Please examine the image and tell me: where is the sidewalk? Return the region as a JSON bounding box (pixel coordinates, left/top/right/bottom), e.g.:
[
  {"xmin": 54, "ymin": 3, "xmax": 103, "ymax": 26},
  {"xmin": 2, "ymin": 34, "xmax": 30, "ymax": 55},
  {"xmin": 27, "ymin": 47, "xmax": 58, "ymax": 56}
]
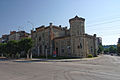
[{"xmin": 13, "ymin": 55, "xmax": 102, "ymax": 63}]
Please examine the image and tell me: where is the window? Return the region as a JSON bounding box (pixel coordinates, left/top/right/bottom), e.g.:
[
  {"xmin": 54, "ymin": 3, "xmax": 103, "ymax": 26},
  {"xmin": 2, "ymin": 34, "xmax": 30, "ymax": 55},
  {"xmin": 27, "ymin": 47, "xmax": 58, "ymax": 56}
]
[
  {"xmin": 78, "ymin": 45, "xmax": 80, "ymax": 49},
  {"xmin": 39, "ymin": 36, "xmax": 41, "ymax": 41},
  {"xmin": 91, "ymin": 47, "xmax": 93, "ymax": 53},
  {"xmin": 80, "ymin": 43, "xmax": 82, "ymax": 49},
  {"xmin": 62, "ymin": 49, "xmax": 64, "ymax": 53},
  {"xmin": 77, "ymin": 31, "xmax": 79, "ymax": 35},
  {"xmin": 40, "ymin": 45, "xmax": 42, "ymax": 54},
  {"xmin": 80, "ymin": 22, "xmax": 83, "ymax": 26},
  {"xmin": 42, "ymin": 33, "xmax": 44, "ymax": 38}
]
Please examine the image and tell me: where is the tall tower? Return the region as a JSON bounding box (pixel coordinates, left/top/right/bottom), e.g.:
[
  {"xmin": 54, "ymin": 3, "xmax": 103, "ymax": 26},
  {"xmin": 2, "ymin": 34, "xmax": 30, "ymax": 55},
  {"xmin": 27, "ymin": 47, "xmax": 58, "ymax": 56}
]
[
  {"xmin": 69, "ymin": 15, "xmax": 85, "ymax": 36},
  {"xmin": 69, "ymin": 16, "xmax": 85, "ymax": 57}
]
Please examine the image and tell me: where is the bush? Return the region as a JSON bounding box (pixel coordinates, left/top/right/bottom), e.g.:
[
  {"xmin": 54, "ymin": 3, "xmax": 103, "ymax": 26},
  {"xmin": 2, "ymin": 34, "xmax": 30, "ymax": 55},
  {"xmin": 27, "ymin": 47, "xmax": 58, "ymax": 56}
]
[{"xmin": 87, "ymin": 54, "xmax": 93, "ymax": 58}]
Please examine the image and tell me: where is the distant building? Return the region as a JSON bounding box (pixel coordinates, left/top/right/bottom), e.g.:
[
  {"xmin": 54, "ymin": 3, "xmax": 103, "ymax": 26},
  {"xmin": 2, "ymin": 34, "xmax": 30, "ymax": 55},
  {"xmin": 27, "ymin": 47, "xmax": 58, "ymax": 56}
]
[
  {"xmin": 31, "ymin": 16, "xmax": 100, "ymax": 57},
  {"xmin": 9, "ymin": 31, "xmax": 30, "ymax": 41},
  {"xmin": 0, "ymin": 31, "xmax": 30, "ymax": 43},
  {"xmin": 1, "ymin": 34, "xmax": 9, "ymax": 43}
]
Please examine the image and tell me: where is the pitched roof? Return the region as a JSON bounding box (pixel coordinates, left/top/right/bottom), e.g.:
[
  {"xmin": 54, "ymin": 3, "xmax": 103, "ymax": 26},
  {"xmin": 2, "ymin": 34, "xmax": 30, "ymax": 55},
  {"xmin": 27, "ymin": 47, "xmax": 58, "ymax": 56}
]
[{"xmin": 69, "ymin": 15, "xmax": 85, "ymax": 22}]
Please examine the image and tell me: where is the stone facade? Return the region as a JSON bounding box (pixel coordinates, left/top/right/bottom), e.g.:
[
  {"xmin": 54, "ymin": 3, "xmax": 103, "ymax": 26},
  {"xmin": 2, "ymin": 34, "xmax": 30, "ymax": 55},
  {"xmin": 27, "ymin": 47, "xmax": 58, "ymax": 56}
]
[
  {"xmin": 1, "ymin": 34, "xmax": 9, "ymax": 43},
  {"xmin": 0, "ymin": 31, "xmax": 30, "ymax": 43},
  {"xmin": 31, "ymin": 24, "xmax": 69, "ymax": 56},
  {"xmin": 31, "ymin": 16, "xmax": 99, "ymax": 57},
  {"xmin": 9, "ymin": 31, "xmax": 30, "ymax": 41}
]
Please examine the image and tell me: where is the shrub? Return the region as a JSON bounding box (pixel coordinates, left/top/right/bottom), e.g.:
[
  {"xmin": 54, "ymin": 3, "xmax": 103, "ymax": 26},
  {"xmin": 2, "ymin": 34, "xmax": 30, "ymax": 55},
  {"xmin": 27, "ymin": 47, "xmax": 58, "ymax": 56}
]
[{"xmin": 87, "ymin": 54, "xmax": 93, "ymax": 58}]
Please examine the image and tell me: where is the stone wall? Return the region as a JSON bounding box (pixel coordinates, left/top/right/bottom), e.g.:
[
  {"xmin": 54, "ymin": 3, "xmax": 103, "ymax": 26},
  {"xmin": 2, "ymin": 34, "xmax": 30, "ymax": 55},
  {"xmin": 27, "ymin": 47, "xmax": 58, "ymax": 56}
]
[
  {"xmin": 31, "ymin": 16, "xmax": 99, "ymax": 58},
  {"xmin": 31, "ymin": 24, "xmax": 68, "ymax": 57},
  {"xmin": 54, "ymin": 36, "xmax": 71, "ymax": 57}
]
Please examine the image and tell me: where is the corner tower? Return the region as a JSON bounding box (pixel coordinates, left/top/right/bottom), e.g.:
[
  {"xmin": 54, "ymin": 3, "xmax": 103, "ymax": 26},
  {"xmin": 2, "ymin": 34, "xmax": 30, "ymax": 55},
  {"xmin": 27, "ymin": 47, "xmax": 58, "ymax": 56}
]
[{"xmin": 69, "ymin": 15, "xmax": 85, "ymax": 36}]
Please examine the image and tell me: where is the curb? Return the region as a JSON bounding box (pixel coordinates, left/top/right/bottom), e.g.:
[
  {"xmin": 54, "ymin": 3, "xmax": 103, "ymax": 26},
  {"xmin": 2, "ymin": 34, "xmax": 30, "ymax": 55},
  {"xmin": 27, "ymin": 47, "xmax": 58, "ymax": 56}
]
[{"xmin": 13, "ymin": 56, "xmax": 102, "ymax": 63}]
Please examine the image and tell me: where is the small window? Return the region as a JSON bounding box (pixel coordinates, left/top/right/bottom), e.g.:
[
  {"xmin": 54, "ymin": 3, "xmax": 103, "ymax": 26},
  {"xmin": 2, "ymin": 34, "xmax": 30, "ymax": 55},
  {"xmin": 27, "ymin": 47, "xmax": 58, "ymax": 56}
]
[
  {"xmin": 91, "ymin": 47, "xmax": 93, "ymax": 52},
  {"xmin": 39, "ymin": 36, "xmax": 41, "ymax": 41},
  {"xmin": 78, "ymin": 45, "xmax": 80, "ymax": 49},
  {"xmin": 80, "ymin": 43, "xmax": 82, "ymax": 49},
  {"xmin": 45, "ymin": 45, "xmax": 47, "ymax": 49},
  {"xmin": 62, "ymin": 49, "xmax": 64, "ymax": 53},
  {"xmin": 77, "ymin": 31, "xmax": 79, "ymax": 35},
  {"xmin": 42, "ymin": 33, "xmax": 44, "ymax": 38}
]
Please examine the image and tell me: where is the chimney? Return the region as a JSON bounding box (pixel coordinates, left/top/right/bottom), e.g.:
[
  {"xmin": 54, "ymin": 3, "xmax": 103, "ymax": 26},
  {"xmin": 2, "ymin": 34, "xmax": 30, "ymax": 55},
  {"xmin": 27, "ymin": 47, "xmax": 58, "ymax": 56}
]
[
  {"xmin": 59, "ymin": 25, "xmax": 61, "ymax": 28},
  {"xmin": 10, "ymin": 31, "xmax": 16, "ymax": 35},
  {"xmin": 49, "ymin": 23, "xmax": 52, "ymax": 26},
  {"xmin": 94, "ymin": 34, "xmax": 96, "ymax": 37},
  {"xmin": 65, "ymin": 26, "xmax": 67, "ymax": 29}
]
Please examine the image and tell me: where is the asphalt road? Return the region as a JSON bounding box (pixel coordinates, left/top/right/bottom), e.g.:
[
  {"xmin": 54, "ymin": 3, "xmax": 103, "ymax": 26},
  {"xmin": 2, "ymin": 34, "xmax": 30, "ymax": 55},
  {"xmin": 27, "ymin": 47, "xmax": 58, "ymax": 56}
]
[{"xmin": 0, "ymin": 55, "xmax": 120, "ymax": 80}]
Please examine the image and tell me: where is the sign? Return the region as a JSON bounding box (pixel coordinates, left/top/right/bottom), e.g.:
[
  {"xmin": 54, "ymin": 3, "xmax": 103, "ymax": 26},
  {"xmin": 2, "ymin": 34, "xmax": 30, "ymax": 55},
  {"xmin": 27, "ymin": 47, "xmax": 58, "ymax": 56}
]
[{"xmin": 53, "ymin": 51, "xmax": 56, "ymax": 57}]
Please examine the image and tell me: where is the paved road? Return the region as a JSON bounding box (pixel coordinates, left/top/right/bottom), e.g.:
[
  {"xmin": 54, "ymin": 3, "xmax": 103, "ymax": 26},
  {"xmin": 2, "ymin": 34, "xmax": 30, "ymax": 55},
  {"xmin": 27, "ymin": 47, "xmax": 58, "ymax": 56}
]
[{"xmin": 0, "ymin": 55, "xmax": 120, "ymax": 80}]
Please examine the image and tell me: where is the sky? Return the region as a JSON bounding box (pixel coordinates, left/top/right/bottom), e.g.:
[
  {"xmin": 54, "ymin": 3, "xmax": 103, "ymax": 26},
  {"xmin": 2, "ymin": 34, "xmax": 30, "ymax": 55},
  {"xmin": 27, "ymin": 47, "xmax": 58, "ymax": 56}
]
[{"xmin": 0, "ymin": 0, "xmax": 120, "ymax": 45}]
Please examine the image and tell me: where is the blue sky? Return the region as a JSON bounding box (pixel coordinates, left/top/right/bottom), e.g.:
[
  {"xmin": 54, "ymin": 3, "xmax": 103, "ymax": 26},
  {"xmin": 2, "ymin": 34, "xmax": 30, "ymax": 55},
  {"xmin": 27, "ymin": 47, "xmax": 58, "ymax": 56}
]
[{"xmin": 0, "ymin": 0, "xmax": 120, "ymax": 45}]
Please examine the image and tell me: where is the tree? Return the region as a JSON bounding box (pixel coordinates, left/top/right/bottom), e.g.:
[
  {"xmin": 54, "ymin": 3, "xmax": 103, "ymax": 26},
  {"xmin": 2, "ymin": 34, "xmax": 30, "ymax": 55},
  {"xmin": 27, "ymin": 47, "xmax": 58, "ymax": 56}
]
[
  {"xmin": 117, "ymin": 44, "xmax": 120, "ymax": 55},
  {"xmin": 104, "ymin": 48, "xmax": 109, "ymax": 54},
  {"xmin": 109, "ymin": 46, "xmax": 116, "ymax": 53},
  {"xmin": 19, "ymin": 38, "xmax": 33, "ymax": 59},
  {"xmin": 97, "ymin": 45, "xmax": 104, "ymax": 54},
  {"xmin": 0, "ymin": 43, "xmax": 4, "ymax": 57},
  {"xmin": 0, "ymin": 43, "xmax": 3, "ymax": 56},
  {"xmin": 113, "ymin": 48, "xmax": 117, "ymax": 53},
  {"xmin": 0, "ymin": 43, "xmax": 7, "ymax": 57},
  {"xmin": 6, "ymin": 40, "xmax": 18, "ymax": 58}
]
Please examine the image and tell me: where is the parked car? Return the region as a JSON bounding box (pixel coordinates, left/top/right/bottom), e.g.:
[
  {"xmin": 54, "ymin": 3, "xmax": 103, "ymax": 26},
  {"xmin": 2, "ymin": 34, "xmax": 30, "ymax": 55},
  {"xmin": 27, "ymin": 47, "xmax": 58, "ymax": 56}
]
[{"xmin": 111, "ymin": 53, "xmax": 113, "ymax": 56}]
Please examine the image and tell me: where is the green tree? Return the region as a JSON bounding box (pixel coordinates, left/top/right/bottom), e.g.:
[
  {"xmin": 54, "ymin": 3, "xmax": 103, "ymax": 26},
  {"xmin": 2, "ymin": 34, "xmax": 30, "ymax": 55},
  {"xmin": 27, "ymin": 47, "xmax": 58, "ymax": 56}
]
[
  {"xmin": 0, "ymin": 43, "xmax": 4, "ymax": 57},
  {"xmin": 117, "ymin": 44, "xmax": 120, "ymax": 55},
  {"xmin": 6, "ymin": 40, "xmax": 18, "ymax": 58},
  {"xmin": 113, "ymin": 48, "xmax": 117, "ymax": 53},
  {"xmin": 0, "ymin": 43, "xmax": 3, "ymax": 56},
  {"xmin": 19, "ymin": 38, "xmax": 33, "ymax": 59},
  {"xmin": 97, "ymin": 45, "xmax": 104, "ymax": 54},
  {"xmin": 0, "ymin": 43, "xmax": 7, "ymax": 57},
  {"xmin": 109, "ymin": 46, "xmax": 116, "ymax": 53},
  {"xmin": 104, "ymin": 48, "xmax": 109, "ymax": 54}
]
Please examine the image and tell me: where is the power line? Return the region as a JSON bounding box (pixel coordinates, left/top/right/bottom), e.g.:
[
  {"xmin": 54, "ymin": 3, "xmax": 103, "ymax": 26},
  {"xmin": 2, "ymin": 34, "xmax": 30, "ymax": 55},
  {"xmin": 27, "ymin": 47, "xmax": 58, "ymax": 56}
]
[
  {"xmin": 27, "ymin": 21, "xmax": 35, "ymax": 30},
  {"xmin": 87, "ymin": 14, "xmax": 120, "ymax": 23},
  {"xmin": 87, "ymin": 19, "xmax": 120, "ymax": 27},
  {"xmin": 86, "ymin": 25, "xmax": 120, "ymax": 31}
]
